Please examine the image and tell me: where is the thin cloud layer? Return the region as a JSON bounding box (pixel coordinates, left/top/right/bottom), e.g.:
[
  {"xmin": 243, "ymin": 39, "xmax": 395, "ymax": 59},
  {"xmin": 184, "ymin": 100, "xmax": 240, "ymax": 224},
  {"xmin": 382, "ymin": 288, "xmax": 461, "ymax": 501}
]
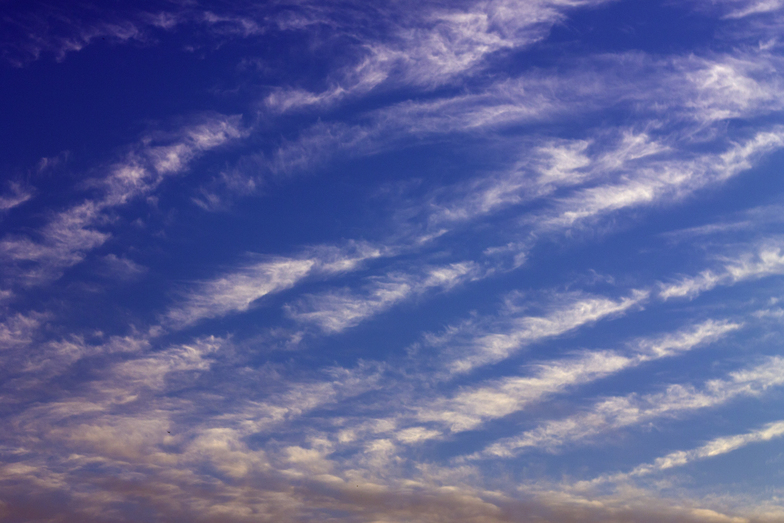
[
  {"xmin": 165, "ymin": 242, "xmax": 385, "ymax": 329},
  {"xmin": 3, "ymin": 0, "xmax": 784, "ymax": 521},
  {"xmin": 477, "ymin": 356, "xmax": 784, "ymax": 459},
  {"xmin": 0, "ymin": 113, "xmax": 245, "ymax": 288}
]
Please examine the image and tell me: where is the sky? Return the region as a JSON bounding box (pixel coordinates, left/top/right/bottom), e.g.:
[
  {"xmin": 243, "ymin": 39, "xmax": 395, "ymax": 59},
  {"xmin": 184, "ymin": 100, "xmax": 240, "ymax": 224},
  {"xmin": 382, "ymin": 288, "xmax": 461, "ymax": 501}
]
[{"xmin": 2, "ymin": 0, "xmax": 784, "ymax": 521}]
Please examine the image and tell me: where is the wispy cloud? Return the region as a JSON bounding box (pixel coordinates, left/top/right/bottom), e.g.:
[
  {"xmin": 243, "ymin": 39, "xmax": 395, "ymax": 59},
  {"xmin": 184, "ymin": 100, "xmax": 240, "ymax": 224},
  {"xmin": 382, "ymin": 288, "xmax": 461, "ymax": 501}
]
[
  {"xmin": 0, "ymin": 5, "xmax": 151, "ymax": 66},
  {"xmin": 0, "ymin": 182, "xmax": 33, "ymax": 213},
  {"xmin": 224, "ymin": 50, "xmax": 784, "ymax": 241},
  {"xmin": 421, "ymin": 131, "xmax": 666, "ymax": 232},
  {"xmin": 476, "ymin": 356, "xmax": 784, "ymax": 459},
  {"xmin": 165, "ymin": 242, "xmax": 386, "ymax": 329},
  {"xmin": 263, "ymin": 0, "xmax": 618, "ymax": 113},
  {"xmin": 660, "ymin": 202, "xmax": 784, "ymax": 243},
  {"xmin": 310, "ymin": 318, "xmax": 741, "ymax": 460},
  {"xmin": 659, "ymin": 241, "xmax": 784, "ymax": 299},
  {"xmin": 576, "ymin": 418, "xmax": 784, "ymax": 495},
  {"xmin": 0, "ymin": 114, "xmax": 245, "ymax": 288},
  {"xmin": 0, "ymin": 3, "xmax": 270, "ymax": 67},
  {"xmin": 631, "ymin": 419, "xmax": 784, "ymax": 476},
  {"xmin": 415, "ymin": 319, "xmax": 740, "ymax": 433},
  {"xmin": 4, "ymin": 1, "xmax": 784, "ymax": 521},
  {"xmin": 287, "ymin": 261, "xmax": 482, "ymax": 333},
  {"xmin": 107, "ymin": 336, "xmax": 223, "ymax": 392},
  {"xmin": 186, "ymin": 122, "xmax": 782, "ymax": 344},
  {"xmin": 432, "ymin": 290, "xmax": 648, "ymax": 376},
  {"xmin": 715, "ymin": 0, "xmax": 784, "ymax": 19},
  {"xmin": 534, "ymin": 128, "xmax": 784, "ymax": 232},
  {"xmin": 0, "ymin": 311, "xmax": 47, "ymax": 349},
  {"xmin": 98, "ymin": 254, "xmax": 147, "ymax": 282}
]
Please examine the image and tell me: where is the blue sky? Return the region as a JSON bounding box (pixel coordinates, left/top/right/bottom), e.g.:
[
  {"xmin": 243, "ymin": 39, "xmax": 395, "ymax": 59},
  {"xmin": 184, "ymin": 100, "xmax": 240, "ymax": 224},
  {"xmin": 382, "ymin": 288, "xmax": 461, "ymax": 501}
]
[{"xmin": 2, "ymin": 0, "xmax": 784, "ymax": 521}]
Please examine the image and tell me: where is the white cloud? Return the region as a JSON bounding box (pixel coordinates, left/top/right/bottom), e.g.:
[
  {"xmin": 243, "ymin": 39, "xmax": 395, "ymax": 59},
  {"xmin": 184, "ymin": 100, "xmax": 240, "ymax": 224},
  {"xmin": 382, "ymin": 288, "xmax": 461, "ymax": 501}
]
[
  {"xmin": 660, "ymin": 242, "xmax": 784, "ymax": 299},
  {"xmin": 99, "ymin": 254, "xmax": 147, "ymax": 281},
  {"xmin": 288, "ymin": 261, "xmax": 482, "ymax": 333},
  {"xmin": 166, "ymin": 257, "xmax": 316, "ymax": 329},
  {"xmin": 5, "ymin": 3, "xmax": 784, "ymax": 522},
  {"xmin": 440, "ymin": 290, "xmax": 648, "ymax": 376},
  {"xmin": 680, "ymin": 56, "xmax": 784, "ymax": 121},
  {"xmin": 0, "ymin": 202, "xmax": 109, "ymax": 278},
  {"xmin": 0, "ymin": 114, "xmax": 245, "ymax": 287},
  {"xmin": 109, "ymin": 336, "xmax": 223, "ymax": 391},
  {"xmin": 263, "ymin": 0, "xmax": 617, "ymax": 113},
  {"xmin": 537, "ymin": 129, "xmax": 784, "ymax": 231},
  {"xmin": 0, "ymin": 183, "xmax": 33, "ymax": 212},
  {"xmin": 165, "ymin": 242, "xmax": 386, "ymax": 329},
  {"xmin": 716, "ymin": 0, "xmax": 784, "ymax": 18},
  {"xmin": 660, "ymin": 202, "xmax": 784, "ymax": 243},
  {"xmin": 632, "ymin": 419, "xmax": 784, "ymax": 476},
  {"xmin": 305, "ymin": 295, "xmax": 737, "ymax": 452},
  {"xmin": 421, "ymin": 138, "xmax": 597, "ymax": 228},
  {"xmin": 12, "ymin": 333, "xmax": 152, "ymax": 386},
  {"xmin": 1, "ymin": 4, "xmax": 270, "ymax": 67},
  {"xmin": 581, "ymin": 419, "xmax": 784, "ymax": 490},
  {"xmin": 1, "ymin": 10, "xmax": 148, "ymax": 67},
  {"xmin": 478, "ymin": 356, "xmax": 784, "ymax": 459},
  {"xmin": 416, "ymin": 320, "xmax": 740, "ymax": 432},
  {"xmin": 421, "ymin": 351, "xmax": 632, "ymax": 432},
  {"xmin": 0, "ymin": 311, "xmax": 47, "ymax": 349},
  {"xmin": 264, "ymin": 47, "xmax": 784, "ymax": 146},
  {"xmin": 237, "ymin": 53, "xmax": 784, "ymax": 249}
]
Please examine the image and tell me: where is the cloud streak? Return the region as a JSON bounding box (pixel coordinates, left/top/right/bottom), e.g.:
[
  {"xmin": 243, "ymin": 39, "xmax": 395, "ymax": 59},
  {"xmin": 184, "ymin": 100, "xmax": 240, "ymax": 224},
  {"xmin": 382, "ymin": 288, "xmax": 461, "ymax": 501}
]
[
  {"xmin": 287, "ymin": 261, "xmax": 482, "ymax": 333},
  {"xmin": 415, "ymin": 319, "xmax": 741, "ymax": 433},
  {"xmin": 4, "ymin": 1, "xmax": 784, "ymax": 521},
  {"xmin": 435, "ymin": 290, "xmax": 649, "ymax": 376},
  {"xmin": 660, "ymin": 241, "xmax": 784, "ymax": 299},
  {"xmin": 476, "ymin": 356, "xmax": 784, "ymax": 459},
  {"xmin": 164, "ymin": 242, "xmax": 386, "ymax": 329},
  {"xmin": 0, "ymin": 114, "xmax": 245, "ymax": 288}
]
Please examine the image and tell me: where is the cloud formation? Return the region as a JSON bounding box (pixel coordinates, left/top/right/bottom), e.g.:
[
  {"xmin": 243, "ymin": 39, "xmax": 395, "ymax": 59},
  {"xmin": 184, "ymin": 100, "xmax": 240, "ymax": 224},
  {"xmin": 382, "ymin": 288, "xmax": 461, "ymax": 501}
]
[{"xmin": 4, "ymin": 0, "xmax": 784, "ymax": 521}]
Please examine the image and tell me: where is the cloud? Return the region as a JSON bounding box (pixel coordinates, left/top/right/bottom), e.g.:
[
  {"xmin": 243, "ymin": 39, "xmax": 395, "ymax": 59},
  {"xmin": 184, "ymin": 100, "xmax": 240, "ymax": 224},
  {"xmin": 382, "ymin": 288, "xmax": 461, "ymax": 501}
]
[
  {"xmin": 579, "ymin": 419, "xmax": 784, "ymax": 493},
  {"xmin": 263, "ymin": 0, "xmax": 618, "ymax": 113},
  {"xmin": 0, "ymin": 352, "xmax": 386, "ymax": 520},
  {"xmin": 98, "ymin": 254, "xmax": 147, "ymax": 282},
  {"xmin": 226, "ymin": 50, "xmax": 784, "ymax": 241},
  {"xmin": 306, "ymin": 293, "xmax": 739, "ymax": 456},
  {"xmin": 107, "ymin": 336, "xmax": 223, "ymax": 391},
  {"xmin": 0, "ymin": 3, "xmax": 269, "ymax": 67},
  {"xmin": 0, "ymin": 183, "xmax": 34, "ymax": 213},
  {"xmin": 2, "ymin": 333, "xmax": 153, "ymax": 391},
  {"xmin": 535, "ymin": 128, "xmax": 784, "ymax": 232},
  {"xmin": 414, "ymin": 319, "xmax": 740, "ymax": 433},
  {"xmin": 186, "ymin": 123, "xmax": 784, "ymax": 345},
  {"xmin": 186, "ymin": 38, "xmax": 784, "ymax": 249},
  {"xmin": 164, "ymin": 242, "xmax": 386, "ymax": 329},
  {"xmin": 631, "ymin": 419, "xmax": 784, "ymax": 476},
  {"xmin": 0, "ymin": 5, "xmax": 151, "ymax": 67},
  {"xmin": 660, "ymin": 202, "xmax": 784, "ymax": 243},
  {"xmin": 0, "ymin": 114, "xmax": 245, "ymax": 288},
  {"xmin": 716, "ymin": 0, "xmax": 784, "ymax": 18},
  {"xmin": 659, "ymin": 241, "xmax": 784, "ymax": 299},
  {"xmin": 4, "ymin": 2, "xmax": 784, "ymax": 522},
  {"xmin": 287, "ymin": 261, "xmax": 482, "ymax": 333},
  {"xmin": 477, "ymin": 356, "xmax": 784, "ymax": 459},
  {"xmin": 435, "ymin": 290, "xmax": 648, "ymax": 376},
  {"xmin": 420, "ymin": 133, "xmax": 660, "ymax": 230},
  {"xmin": 0, "ymin": 311, "xmax": 47, "ymax": 349},
  {"xmin": 265, "ymin": 46, "xmax": 784, "ymax": 146},
  {"xmin": 210, "ymin": 363, "xmax": 385, "ymax": 439},
  {"xmin": 0, "ymin": 441, "xmax": 765, "ymax": 523},
  {"xmin": 0, "ymin": 313, "xmax": 769, "ymax": 523}
]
